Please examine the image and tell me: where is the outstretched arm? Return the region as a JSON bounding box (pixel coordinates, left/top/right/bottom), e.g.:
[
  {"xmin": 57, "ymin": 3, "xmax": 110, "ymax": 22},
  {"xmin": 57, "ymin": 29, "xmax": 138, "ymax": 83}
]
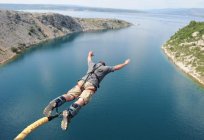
[
  {"xmin": 113, "ymin": 59, "xmax": 130, "ymax": 71},
  {"xmin": 87, "ymin": 51, "xmax": 94, "ymax": 63}
]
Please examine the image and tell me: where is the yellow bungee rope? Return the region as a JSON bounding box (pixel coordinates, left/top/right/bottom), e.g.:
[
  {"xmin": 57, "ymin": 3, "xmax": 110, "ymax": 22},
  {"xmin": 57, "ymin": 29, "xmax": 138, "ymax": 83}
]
[{"xmin": 14, "ymin": 114, "xmax": 60, "ymax": 140}]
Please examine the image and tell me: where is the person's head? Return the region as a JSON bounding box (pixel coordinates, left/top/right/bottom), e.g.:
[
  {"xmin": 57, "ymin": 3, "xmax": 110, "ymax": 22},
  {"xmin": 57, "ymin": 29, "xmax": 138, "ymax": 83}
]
[{"xmin": 98, "ymin": 61, "xmax": 106, "ymax": 66}]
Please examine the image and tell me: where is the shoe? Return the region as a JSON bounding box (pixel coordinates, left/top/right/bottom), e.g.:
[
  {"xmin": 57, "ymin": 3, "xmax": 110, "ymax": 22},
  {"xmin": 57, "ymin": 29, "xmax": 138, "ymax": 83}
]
[
  {"xmin": 43, "ymin": 101, "xmax": 56, "ymax": 117},
  {"xmin": 61, "ymin": 110, "xmax": 71, "ymax": 130}
]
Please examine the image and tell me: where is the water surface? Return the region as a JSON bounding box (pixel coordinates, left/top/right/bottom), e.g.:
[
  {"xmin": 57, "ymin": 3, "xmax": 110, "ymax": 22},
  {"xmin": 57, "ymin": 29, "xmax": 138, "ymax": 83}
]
[{"xmin": 1, "ymin": 10, "xmax": 204, "ymax": 140}]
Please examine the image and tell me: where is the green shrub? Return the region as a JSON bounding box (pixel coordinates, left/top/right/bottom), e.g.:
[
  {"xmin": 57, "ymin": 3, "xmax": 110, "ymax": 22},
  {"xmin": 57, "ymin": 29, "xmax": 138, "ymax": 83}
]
[
  {"xmin": 29, "ymin": 26, "xmax": 35, "ymax": 33},
  {"xmin": 11, "ymin": 47, "xmax": 18, "ymax": 53},
  {"xmin": 38, "ymin": 27, "xmax": 42, "ymax": 32},
  {"xmin": 175, "ymin": 52, "xmax": 180, "ymax": 57}
]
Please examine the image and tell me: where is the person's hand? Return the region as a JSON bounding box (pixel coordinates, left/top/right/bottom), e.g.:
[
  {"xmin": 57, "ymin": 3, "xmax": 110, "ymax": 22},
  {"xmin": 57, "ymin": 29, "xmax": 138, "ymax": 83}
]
[
  {"xmin": 124, "ymin": 59, "xmax": 130, "ymax": 65},
  {"xmin": 89, "ymin": 51, "xmax": 94, "ymax": 57}
]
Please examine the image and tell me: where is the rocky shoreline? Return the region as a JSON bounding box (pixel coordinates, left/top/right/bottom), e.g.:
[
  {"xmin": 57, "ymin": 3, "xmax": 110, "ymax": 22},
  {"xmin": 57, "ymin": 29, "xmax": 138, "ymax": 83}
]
[
  {"xmin": 162, "ymin": 21, "xmax": 204, "ymax": 86},
  {"xmin": 162, "ymin": 46, "xmax": 204, "ymax": 86},
  {"xmin": 0, "ymin": 9, "xmax": 132, "ymax": 65}
]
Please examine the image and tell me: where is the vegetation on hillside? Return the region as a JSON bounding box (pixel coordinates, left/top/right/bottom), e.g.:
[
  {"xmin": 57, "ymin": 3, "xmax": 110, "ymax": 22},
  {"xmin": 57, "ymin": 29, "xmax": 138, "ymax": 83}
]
[
  {"xmin": 164, "ymin": 21, "xmax": 204, "ymax": 76},
  {"xmin": 168, "ymin": 21, "xmax": 204, "ymax": 45}
]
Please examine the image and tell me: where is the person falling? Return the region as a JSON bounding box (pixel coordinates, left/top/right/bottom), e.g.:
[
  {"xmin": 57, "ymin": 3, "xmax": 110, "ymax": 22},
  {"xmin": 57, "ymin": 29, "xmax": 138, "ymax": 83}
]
[{"xmin": 43, "ymin": 51, "xmax": 130, "ymax": 130}]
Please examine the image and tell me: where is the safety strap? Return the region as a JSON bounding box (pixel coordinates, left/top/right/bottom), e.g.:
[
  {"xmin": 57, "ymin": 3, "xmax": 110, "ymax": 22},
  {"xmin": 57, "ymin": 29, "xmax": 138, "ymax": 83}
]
[{"xmin": 81, "ymin": 63, "xmax": 102, "ymax": 88}]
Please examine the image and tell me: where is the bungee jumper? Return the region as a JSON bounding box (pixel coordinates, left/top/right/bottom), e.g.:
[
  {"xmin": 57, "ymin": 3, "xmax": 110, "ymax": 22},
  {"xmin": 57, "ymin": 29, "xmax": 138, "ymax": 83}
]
[
  {"xmin": 44, "ymin": 51, "xmax": 130, "ymax": 130},
  {"xmin": 15, "ymin": 51, "xmax": 130, "ymax": 140}
]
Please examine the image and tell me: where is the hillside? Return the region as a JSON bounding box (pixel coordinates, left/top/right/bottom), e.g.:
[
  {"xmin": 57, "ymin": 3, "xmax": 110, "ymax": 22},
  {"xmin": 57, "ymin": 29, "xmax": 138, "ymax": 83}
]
[
  {"xmin": 0, "ymin": 9, "xmax": 131, "ymax": 64},
  {"xmin": 149, "ymin": 8, "xmax": 204, "ymax": 18},
  {"xmin": 162, "ymin": 21, "xmax": 204, "ymax": 85}
]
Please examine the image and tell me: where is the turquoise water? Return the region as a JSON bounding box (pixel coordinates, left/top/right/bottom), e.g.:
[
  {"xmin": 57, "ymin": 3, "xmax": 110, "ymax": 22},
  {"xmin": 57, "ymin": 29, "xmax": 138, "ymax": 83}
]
[{"xmin": 1, "ymin": 11, "xmax": 204, "ymax": 140}]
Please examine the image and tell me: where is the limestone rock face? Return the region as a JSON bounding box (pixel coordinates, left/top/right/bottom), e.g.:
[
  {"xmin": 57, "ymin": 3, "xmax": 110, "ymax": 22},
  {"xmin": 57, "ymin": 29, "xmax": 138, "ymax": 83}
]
[{"xmin": 0, "ymin": 10, "xmax": 131, "ymax": 64}]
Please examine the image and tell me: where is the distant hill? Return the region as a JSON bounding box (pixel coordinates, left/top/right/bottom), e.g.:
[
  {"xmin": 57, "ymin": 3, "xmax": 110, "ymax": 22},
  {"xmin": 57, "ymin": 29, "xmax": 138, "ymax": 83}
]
[
  {"xmin": 162, "ymin": 21, "xmax": 204, "ymax": 85},
  {"xmin": 1, "ymin": 4, "xmax": 204, "ymax": 18},
  {"xmin": 0, "ymin": 4, "xmax": 142, "ymax": 14},
  {"xmin": 149, "ymin": 8, "xmax": 204, "ymax": 18}
]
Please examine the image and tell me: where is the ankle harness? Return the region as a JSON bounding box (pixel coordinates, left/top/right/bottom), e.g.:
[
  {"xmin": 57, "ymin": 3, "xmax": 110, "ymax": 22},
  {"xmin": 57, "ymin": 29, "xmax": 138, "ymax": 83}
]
[
  {"xmin": 68, "ymin": 103, "xmax": 81, "ymax": 118},
  {"xmin": 55, "ymin": 96, "xmax": 66, "ymax": 107}
]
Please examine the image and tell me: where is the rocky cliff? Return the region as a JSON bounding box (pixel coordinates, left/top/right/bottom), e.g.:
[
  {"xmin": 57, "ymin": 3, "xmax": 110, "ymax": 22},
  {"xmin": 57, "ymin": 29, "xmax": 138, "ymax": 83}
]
[
  {"xmin": 0, "ymin": 10, "xmax": 131, "ymax": 64},
  {"xmin": 162, "ymin": 21, "xmax": 204, "ymax": 85}
]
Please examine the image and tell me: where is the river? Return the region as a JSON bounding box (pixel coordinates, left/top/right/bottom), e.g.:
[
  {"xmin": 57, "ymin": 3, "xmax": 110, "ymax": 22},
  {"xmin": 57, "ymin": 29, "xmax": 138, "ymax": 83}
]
[{"xmin": 1, "ymin": 9, "xmax": 204, "ymax": 140}]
